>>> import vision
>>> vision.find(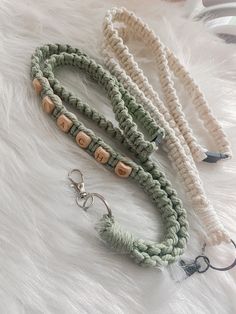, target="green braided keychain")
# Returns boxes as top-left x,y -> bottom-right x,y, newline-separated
31,44 -> 189,268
